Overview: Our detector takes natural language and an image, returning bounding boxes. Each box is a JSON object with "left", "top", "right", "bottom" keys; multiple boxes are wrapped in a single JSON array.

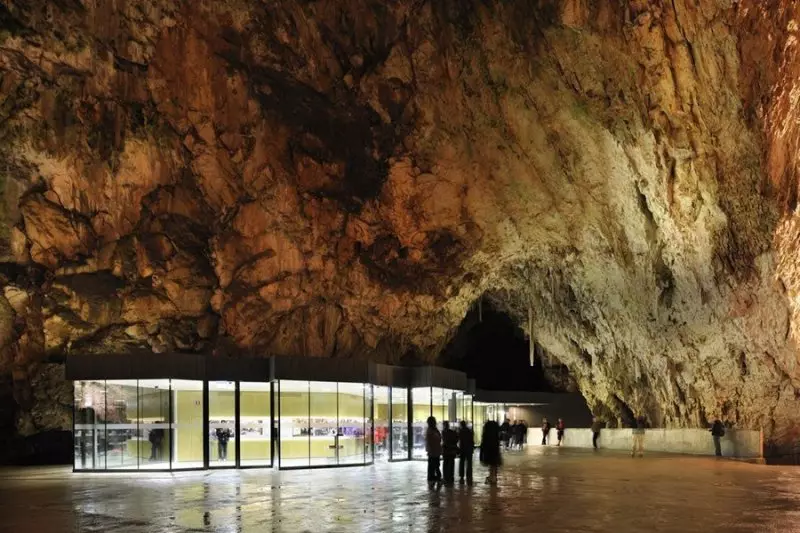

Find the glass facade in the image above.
[{"left": 72, "top": 366, "right": 484, "bottom": 471}]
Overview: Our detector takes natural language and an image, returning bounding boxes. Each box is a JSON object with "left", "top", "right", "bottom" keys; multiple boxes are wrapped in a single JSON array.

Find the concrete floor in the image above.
[{"left": 1, "top": 448, "right": 799, "bottom": 532}]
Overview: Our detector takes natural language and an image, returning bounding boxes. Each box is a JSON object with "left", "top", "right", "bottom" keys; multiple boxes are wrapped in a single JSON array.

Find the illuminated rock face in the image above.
[{"left": 0, "top": 1, "right": 798, "bottom": 448}]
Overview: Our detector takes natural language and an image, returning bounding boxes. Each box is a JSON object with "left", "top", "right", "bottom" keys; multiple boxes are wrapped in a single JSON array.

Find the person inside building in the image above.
[
  {"left": 632, "top": 415, "right": 647, "bottom": 457},
  {"left": 480, "top": 420, "right": 502, "bottom": 485},
  {"left": 215, "top": 427, "right": 232, "bottom": 461},
  {"left": 556, "top": 418, "right": 566, "bottom": 446},
  {"left": 541, "top": 417, "right": 551, "bottom": 445},
  {"left": 591, "top": 416, "right": 603, "bottom": 450},
  {"left": 149, "top": 423, "right": 164, "bottom": 461},
  {"left": 442, "top": 421, "right": 459, "bottom": 486},
  {"left": 710, "top": 419, "right": 725, "bottom": 457},
  {"left": 458, "top": 420, "right": 474, "bottom": 485},
  {"left": 425, "top": 416, "right": 442, "bottom": 486}
]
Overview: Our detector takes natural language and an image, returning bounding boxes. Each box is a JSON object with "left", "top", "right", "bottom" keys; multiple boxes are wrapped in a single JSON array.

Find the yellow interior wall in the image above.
[{"left": 175, "top": 390, "right": 203, "bottom": 464}]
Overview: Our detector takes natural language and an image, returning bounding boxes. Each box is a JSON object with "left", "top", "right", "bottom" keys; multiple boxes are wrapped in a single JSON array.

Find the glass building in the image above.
[{"left": 68, "top": 354, "right": 502, "bottom": 472}]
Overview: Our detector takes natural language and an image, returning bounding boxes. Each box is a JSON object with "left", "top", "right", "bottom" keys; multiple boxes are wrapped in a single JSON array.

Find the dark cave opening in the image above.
[{"left": 439, "top": 300, "right": 560, "bottom": 392}]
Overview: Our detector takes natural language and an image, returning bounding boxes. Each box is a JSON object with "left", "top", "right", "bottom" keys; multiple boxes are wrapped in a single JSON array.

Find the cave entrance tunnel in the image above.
[{"left": 439, "top": 300, "right": 579, "bottom": 395}]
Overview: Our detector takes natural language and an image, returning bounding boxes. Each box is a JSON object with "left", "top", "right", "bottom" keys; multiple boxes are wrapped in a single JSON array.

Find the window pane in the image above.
[
  {"left": 139, "top": 379, "right": 170, "bottom": 470},
  {"left": 390, "top": 387, "right": 408, "bottom": 460},
  {"left": 309, "top": 381, "right": 337, "bottom": 466},
  {"left": 105, "top": 380, "right": 139, "bottom": 470},
  {"left": 279, "top": 380, "right": 309, "bottom": 468},
  {"left": 74, "top": 380, "right": 105, "bottom": 470},
  {"left": 411, "top": 387, "right": 430, "bottom": 459},
  {"left": 240, "top": 382, "right": 271, "bottom": 467},
  {"left": 432, "top": 388, "right": 448, "bottom": 428},
  {"left": 172, "top": 379, "right": 204, "bottom": 469},
  {"left": 209, "top": 381, "right": 236, "bottom": 467},
  {"left": 338, "top": 382, "right": 366, "bottom": 465},
  {"left": 374, "top": 386, "right": 389, "bottom": 461}
]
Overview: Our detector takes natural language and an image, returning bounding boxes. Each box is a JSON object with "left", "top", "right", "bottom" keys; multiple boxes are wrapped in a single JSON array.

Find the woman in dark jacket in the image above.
[{"left": 479, "top": 420, "right": 502, "bottom": 485}]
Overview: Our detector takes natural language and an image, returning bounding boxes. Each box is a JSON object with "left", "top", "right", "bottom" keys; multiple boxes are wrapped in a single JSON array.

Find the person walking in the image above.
[
  {"left": 425, "top": 416, "right": 442, "bottom": 486},
  {"left": 541, "top": 417, "right": 551, "bottom": 445},
  {"left": 457, "top": 420, "right": 475, "bottom": 485},
  {"left": 631, "top": 415, "right": 646, "bottom": 457},
  {"left": 591, "top": 416, "right": 603, "bottom": 449},
  {"left": 480, "top": 420, "right": 502, "bottom": 485},
  {"left": 510, "top": 420, "right": 519, "bottom": 449},
  {"left": 556, "top": 418, "right": 566, "bottom": 446},
  {"left": 500, "top": 419, "right": 511, "bottom": 450},
  {"left": 442, "top": 421, "right": 459, "bottom": 486},
  {"left": 517, "top": 420, "right": 528, "bottom": 449},
  {"left": 710, "top": 419, "right": 725, "bottom": 457}
]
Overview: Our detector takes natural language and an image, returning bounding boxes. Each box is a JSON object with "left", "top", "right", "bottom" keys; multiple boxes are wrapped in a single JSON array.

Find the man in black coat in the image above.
[{"left": 457, "top": 421, "right": 475, "bottom": 485}]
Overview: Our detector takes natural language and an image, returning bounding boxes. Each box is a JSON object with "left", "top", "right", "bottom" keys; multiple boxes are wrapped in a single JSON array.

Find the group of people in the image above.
[
  {"left": 540, "top": 417, "right": 567, "bottom": 446},
  {"left": 499, "top": 419, "right": 528, "bottom": 449},
  {"left": 425, "top": 417, "right": 504, "bottom": 487}
]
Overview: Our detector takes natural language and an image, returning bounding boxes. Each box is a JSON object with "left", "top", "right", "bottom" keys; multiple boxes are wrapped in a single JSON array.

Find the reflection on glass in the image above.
[
  {"left": 390, "top": 387, "right": 409, "bottom": 460},
  {"left": 279, "top": 380, "right": 309, "bottom": 468},
  {"left": 411, "top": 387, "right": 430, "bottom": 459},
  {"left": 172, "top": 379, "right": 204, "bottom": 469},
  {"left": 310, "top": 381, "right": 337, "bottom": 466},
  {"left": 139, "top": 380, "right": 170, "bottom": 470},
  {"left": 209, "top": 381, "right": 236, "bottom": 467},
  {"left": 338, "top": 382, "right": 366, "bottom": 465},
  {"left": 240, "top": 382, "right": 271, "bottom": 467},
  {"left": 105, "top": 380, "right": 139, "bottom": 470},
  {"left": 74, "top": 380, "right": 105, "bottom": 470},
  {"left": 374, "top": 386, "right": 390, "bottom": 461}
]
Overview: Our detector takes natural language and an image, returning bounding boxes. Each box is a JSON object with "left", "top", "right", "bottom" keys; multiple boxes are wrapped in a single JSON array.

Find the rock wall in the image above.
[{"left": 0, "top": 0, "right": 798, "bottom": 451}]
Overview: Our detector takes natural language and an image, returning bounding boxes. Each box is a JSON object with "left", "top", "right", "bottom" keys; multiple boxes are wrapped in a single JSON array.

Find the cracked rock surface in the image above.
[{"left": 0, "top": 0, "right": 799, "bottom": 451}]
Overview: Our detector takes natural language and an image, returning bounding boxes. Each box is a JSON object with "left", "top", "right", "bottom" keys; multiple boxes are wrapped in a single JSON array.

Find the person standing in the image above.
[
  {"left": 710, "top": 419, "right": 725, "bottom": 457},
  {"left": 632, "top": 415, "right": 646, "bottom": 457},
  {"left": 442, "top": 421, "right": 459, "bottom": 486},
  {"left": 591, "top": 417, "right": 603, "bottom": 450},
  {"left": 458, "top": 421, "right": 474, "bottom": 485},
  {"left": 480, "top": 420, "right": 502, "bottom": 485},
  {"left": 215, "top": 427, "right": 231, "bottom": 461},
  {"left": 541, "top": 417, "right": 551, "bottom": 445},
  {"left": 149, "top": 424, "right": 164, "bottom": 461},
  {"left": 425, "top": 416, "right": 442, "bottom": 485},
  {"left": 556, "top": 418, "right": 566, "bottom": 446}
]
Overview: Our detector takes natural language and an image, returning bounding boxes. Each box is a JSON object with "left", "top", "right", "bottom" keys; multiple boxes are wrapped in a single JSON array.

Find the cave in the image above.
[{"left": 1, "top": 0, "right": 800, "bottom": 463}]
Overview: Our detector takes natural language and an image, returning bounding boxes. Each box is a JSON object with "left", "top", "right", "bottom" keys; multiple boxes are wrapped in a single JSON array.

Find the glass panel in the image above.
[
  {"left": 209, "top": 381, "right": 236, "bottom": 467},
  {"left": 411, "top": 387, "right": 430, "bottom": 459},
  {"left": 338, "top": 382, "right": 366, "bottom": 465},
  {"left": 240, "top": 382, "right": 271, "bottom": 467},
  {"left": 390, "top": 387, "right": 409, "bottom": 460},
  {"left": 431, "top": 388, "right": 448, "bottom": 429},
  {"left": 172, "top": 379, "right": 204, "bottom": 469},
  {"left": 373, "top": 386, "right": 390, "bottom": 461},
  {"left": 139, "top": 379, "right": 170, "bottom": 470},
  {"left": 279, "top": 380, "right": 309, "bottom": 468},
  {"left": 310, "top": 381, "right": 337, "bottom": 466},
  {"left": 363, "top": 384, "right": 373, "bottom": 463},
  {"left": 74, "top": 380, "right": 105, "bottom": 470},
  {"left": 105, "top": 380, "right": 139, "bottom": 470}
]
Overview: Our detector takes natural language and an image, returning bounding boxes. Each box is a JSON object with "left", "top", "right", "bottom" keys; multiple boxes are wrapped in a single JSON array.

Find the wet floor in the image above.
[{"left": 0, "top": 447, "right": 799, "bottom": 532}]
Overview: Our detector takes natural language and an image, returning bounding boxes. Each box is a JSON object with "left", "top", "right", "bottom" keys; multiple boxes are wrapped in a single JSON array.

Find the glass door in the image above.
[
  {"left": 390, "top": 387, "right": 409, "bottom": 461},
  {"left": 310, "top": 381, "right": 338, "bottom": 466},
  {"left": 374, "top": 386, "right": 390, "bottom": 461},
  {"left": 209, "top": 381, "right": 236, "bottom": 467},
  {"left": 279, "top": 380, "right": 310, "bottom": 468},
  {"left": 337, "top": 382, "right": 366, "bottom": 466}
]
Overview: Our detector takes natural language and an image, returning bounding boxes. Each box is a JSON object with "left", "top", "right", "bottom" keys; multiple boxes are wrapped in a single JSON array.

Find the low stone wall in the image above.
[{"left": 527, "top": 427, "right": 762, "bottom": 458}]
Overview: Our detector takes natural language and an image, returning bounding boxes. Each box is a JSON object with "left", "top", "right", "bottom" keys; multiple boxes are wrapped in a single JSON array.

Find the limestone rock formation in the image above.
[{"left": 0, "top": 0, "right": 799, "bottom": 451}]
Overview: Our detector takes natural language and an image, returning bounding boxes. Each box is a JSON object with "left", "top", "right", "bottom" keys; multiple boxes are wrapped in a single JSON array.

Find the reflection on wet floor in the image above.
[{"left": 1, "top": 447, "right": 800, "bottom": 532}]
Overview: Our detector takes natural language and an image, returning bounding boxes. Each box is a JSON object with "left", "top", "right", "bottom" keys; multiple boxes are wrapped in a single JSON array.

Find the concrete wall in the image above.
[{"left": 528, "top": 427, "right": 762, "bottom": 458}]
